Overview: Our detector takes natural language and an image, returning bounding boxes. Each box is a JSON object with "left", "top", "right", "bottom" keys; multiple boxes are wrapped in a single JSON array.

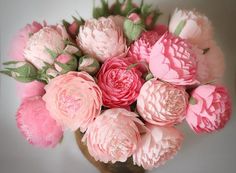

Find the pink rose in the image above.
[
  {"left": 16, "top": 81, "right": 46, "bottom": 100},
  {"left": 83, "top": 108, "right": 144, "bottom": 163},
  {"left": 133, "top": 124, "right": 183, "bottom": 170},
  {"left": 186, "top": 85, "right": 231, "bottom": 133},
  {"left": 196, "top": 41, "right": 225, "bottom": 84},
  {"left": 16, "top": 96, "right": 63, "bottom": 148},
  {"left": 9, "top": 21, "right": 43, "bottom": 61},
  {"left": 77, "top": 17, "right": 127, "bottom": 62},
  {"left": 43, "top": 72, "right": 102, "bottom": 132},
  {"left": 169, "top": 8, "right": 213, "bottom": 49},
  {"left": 97, "top": 57, "right": 143, "bottom": 108},
  {"left": 137, "top": 79, "right": 189, "bottom": 126},
  {"left": 24, "top": 25, "right": 69, "bottom": 69},
  {"left": 149, "top": 33, "right": 198, "bottom": 85}
]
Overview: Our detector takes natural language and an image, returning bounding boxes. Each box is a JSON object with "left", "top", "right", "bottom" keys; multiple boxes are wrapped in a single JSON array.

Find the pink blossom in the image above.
[
  {"left": 186, "top": 85, "right": 231, "bottom": 133},
  {"left": 97, "top": 57, "right": 143, "bottom": 108},
  {"left": 137, "top": 79, "right": 189, "bottom": 126},
  {"left": 43, "top": 72, "right": 102, "bottom": 132},
  {"left": 133, "top": 124, "right": 183, "bottom": 169},
  {"left": 128, "top": 13, "right": 141, "bottom": 24},
  {"left": 149, "top": 33, "right": 198, "bottom": 85},
  {"left": 83, "top": 108, "right": 144, "bottom": 163},
  {"left": 16, "top": 96, "right": 63, "bottom": 148}
]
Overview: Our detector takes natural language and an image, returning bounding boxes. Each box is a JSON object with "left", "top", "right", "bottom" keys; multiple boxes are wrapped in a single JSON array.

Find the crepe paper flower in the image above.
[
  {"left": 133, "top": 124, "right": 183, "bottom": 169},
  {"left": 97, "top": 57, "right": 143, "bottom": 108},
  {"left": 24, "top": 25, "right": 69, "bottom": 69},
  {"left": 0, "top": 61, "right": 38, "bottom": 83},
  {"left": 196, "top": 41, "right": 225, "bottom": 84},
  {"left": 137, "top": 79, "right": 189, "bottom": 126},
  {"left": 16, "top": 81, "right": 45, "bottom": 100},
  {"left": 186, "top": 85, "right": 231, "bottom": 133},
  {"left": 54, "top": 54, "right": 78, "bottom": 74},
  {"left": 78, "top": 55, "right": 100, "bottom": 75},
  {"left": 77, "top": 17, "right": 127, "bottom": 62},
  {"left": 83, "top": 108, "right": 144, "bottom": 163},
  {"left": 169, "top": 8, "right": 213, "bottom": 49},
  {"left": 149, "top": 32, "right": 198, "bottom": 85},
  {"left": 16, "top": 96, "right": 63, "bottom": 148},
  {"left": 9, "top": 21, "right": 43, "bottom": 61},
  {"left": 43, "top": 71, "right": 102, "bottom": 132}
]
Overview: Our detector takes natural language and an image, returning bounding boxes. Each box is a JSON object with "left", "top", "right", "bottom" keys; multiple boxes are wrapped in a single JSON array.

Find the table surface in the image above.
[{"left": 0, "top": 0, "right": 235, "bottom": 173}]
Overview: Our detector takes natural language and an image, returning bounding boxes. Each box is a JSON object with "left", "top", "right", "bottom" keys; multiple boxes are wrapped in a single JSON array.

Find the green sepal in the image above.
[
  {"left": 189, "top": 97, "right": 197, "bottom": 105},
  {"left": 174, "top": 20, "right": 186, "bottom": 36},
  {"left": 93, "top": 0, "right": 110, "bottom": 19},
  {"left": 55, "top": 56, "right": 78, "bottom": 74},
  {"left": 45, "top": 47, "right": 58, "bottom": 59},
  {"left": 124, "top": 19, "right": 144, "bottom": 43}
]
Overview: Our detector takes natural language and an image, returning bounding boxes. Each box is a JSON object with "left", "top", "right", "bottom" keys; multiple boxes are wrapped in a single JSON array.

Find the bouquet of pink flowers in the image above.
[{"left": 1, "top": 0, "right": 232, "bottom": 172}]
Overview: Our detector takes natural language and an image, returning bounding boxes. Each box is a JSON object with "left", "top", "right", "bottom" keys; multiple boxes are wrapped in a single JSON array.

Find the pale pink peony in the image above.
[
  {"left": 24, "top": 25, "right": 69, "bottom": 69},
  {"left": 137, "top": 79, "right": 189, "bottom": 126},
  {"left": 77, "top": 17, "right": 127, "bottom": 62},
  {"left": 186, "top": 85, "right": 231, "bottom": 133},
  {"left": 43, "top": 71, "right": 102, "bottom": 132},
  {"left": 9, "top": 21, "right": 43, "bottom": 61},
  {"left": 196, "top": 41, "right": 225, "bottom": 84},
  {"left": 169, "top": 8, "right": 213, "bottom": 49},
  {"left": 133, "top": 124, "right": 183, "bottom": 170},
  {"left": 128, "top": 31, "right": 161, "bottom": 63},
  {"left": 16, "top": 81, "right": 46, "bottom": 99},
  {"left": 83, "top": 108, "right": 144, "bottom": 163},
  {"left": 149, "top": 33, "right": 198, "bottom": 85},
  {"left": 108, "top": 15, "right": 125, "bottom": 31},
  {"left": 97, "top": 57, "right": 143, "bottom": 108},
  {"left": 16, "top": 96, "right": 63, "bottom": 148}
]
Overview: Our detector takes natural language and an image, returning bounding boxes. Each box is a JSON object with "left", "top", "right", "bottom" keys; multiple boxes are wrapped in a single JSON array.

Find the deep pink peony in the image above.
[
  {"left": 186, "top": 85, "right": 231, "bottom": 133},
  {"left": 16, "top": 81, "right": 46, "bottom": 99},
  {"left": 133, "top": 124, "right": 183, "bottom": 169},
  {"left": 149, "top": 33, "right": 198, "bottom": 85},
  {"left": 97, "top": 57, "right": 143, "bottom": 108},
  {"left": 16, "top": 96, "right": 63, "bottom": 148},
  {"left": 43, "top": 71, "right": 102, "bottom": 132},
  {"left": 9, "top": 21, "right": 43, "bottom": 61},
  {"left": 137, "top": 79, "right": 189, "bottom": 126},
  {"left": 83, "top": 108, "right": 144, "bottom": 163}
]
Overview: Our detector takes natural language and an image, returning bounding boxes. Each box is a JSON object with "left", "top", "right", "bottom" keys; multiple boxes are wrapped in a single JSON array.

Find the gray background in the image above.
[{"left": 0, "top": 0, "right": 235, "bottom": 173}]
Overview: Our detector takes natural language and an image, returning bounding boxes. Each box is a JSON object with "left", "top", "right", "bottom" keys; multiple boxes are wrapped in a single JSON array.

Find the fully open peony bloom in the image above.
[
  {"left": 186, "top": 85, "right": 231, "bottom": 133},
  {"left": 43, "top": 71, "right": 102, "bottom": 132},
  {"left": 133, "top": 124, "right": 183, "bottom": 170},
  {"left": 9, "top": 21, "right": 43, "bottom": 61},
  {"left": 149, "top": 33, "right": 198, "bottom": 85},
  {"left": 196, "top": 41, "right": 225, "bottom": 84},
  {"left": 17, "top": 81, "right": 46, "bottom": 99},
  {"left": 16, "top": 96, "right": 63, "bottom": 148},
  {"left": 137, "top": 79, "right": 189, "bottom": 126},
  {"left": 24, "top": 25, "right": 69, "bottom": 69},
  {"left": 97, "top": 57, "right": 143, "bottom": 108},
  {"left": 83, "top": 108, "right": 144, "bottom": 163},
  {"left": 77, "top": 17, "right": 127, "bottom": 62},
  {"left": 169, "top": 8, "right": 213, "bottom": 49}
]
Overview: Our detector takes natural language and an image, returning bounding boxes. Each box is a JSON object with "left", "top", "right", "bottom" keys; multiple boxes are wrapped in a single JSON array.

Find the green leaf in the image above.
[
  {"left": 126, "top": 63, "right": 138, "bottom": 70},
  {"left": 45, "top": 47, "right": 58, "bottom": 59},
  {"left": 145, "top": 73, "right": 154, "bottom": 81},
  {"left": 2, "top": 61, "right": 19, "bottom": 65},
  {"left": 189, "top": 97, "right": 197, "bottom": 105},
  {"left": 124, "top": 19, "right": 144, "bottom": 43},
  {"left": 93, "top": 0, "right": 110, "bottom": 18},
  {"left": 174, "top": 20, "right": 186, "bottom": 36}
]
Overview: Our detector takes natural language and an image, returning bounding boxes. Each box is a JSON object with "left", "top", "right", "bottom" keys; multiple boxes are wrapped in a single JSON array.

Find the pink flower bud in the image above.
[
  {"left": 128, "top": 13, "right": 141, "bottom": 24},
  {"left": 68, "top": 21, "right": 79, "bottom": 37}
]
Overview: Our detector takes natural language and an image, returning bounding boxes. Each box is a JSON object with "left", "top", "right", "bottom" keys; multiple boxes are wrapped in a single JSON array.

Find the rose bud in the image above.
[
  {"left": 128, "top": 13, "right": 142, "bottom": 24},
  {"left": 78, "top": 55, "right": 100, "bottom": 75},
  {"left": 68, "top": 21, "right": 80, "bottom": 37},
  {"left": 0, "top": 61, "right": 37, "bottom": 82},
  {"left": 55, "top": 54, "right": 78, "bottom": 74},
  {"left": 186, "top": 85, "right": 232, "bottom": 133}
]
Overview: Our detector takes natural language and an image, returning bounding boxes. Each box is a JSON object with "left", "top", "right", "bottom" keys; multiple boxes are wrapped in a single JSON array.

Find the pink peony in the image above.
[
  {"left": 9, "top": 21, "right": 43, "bottom": 61},
  {"left": 97, "top": 57, "right": 143, "bottom": 108},
  {"left": 16, "top": 81, "right": 46, "bottom": 99},
  {"left": 83, "top": 108, "right": 144, "bottom": 163},
  {"left": 149, "top": 33, "right": 198, "bottom": 85},
  {"left": 24, "top": 25, "right": 69, "bottom": 69},
  {"left": 153, "top": 24, "right": 168, "bottom": 35},
  {"left": 77, "top": 17, "right": 127, "bottom": 62},
  {"left": 186, "top": 85, "right": 231, "bottom": 133},
  {"left": 133, "top": 124, "right": 183, "bottom": 170},
  {"left": 169, "top": 9, "right": 213, "bottom": 49},
  {"left": 137, "top": 79, "right": 189, "bottom": 126},
  {"left": 196, "top": 41, "right": 225, "bottom": 84},
  {"left": 16, "top": 96, "right": 63, "bottom": 148},
  {"left": 43, "top": 71, "right": 102, "bottom": 132},
  {"left": 128, "top": 31, "right": 161, "bottom": 63}
]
